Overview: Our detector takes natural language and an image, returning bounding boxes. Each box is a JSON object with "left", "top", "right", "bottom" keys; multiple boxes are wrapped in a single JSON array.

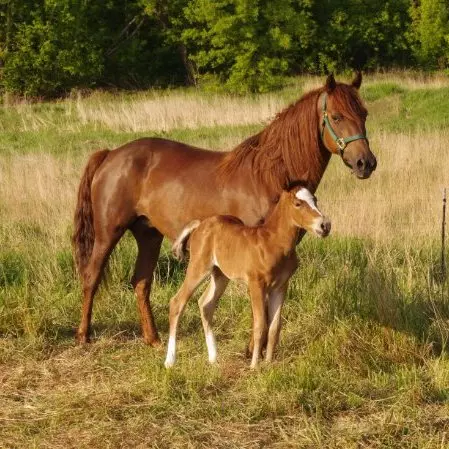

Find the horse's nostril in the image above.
[{"left": 356, "top": 159, "right": 364, "bottom": 169}]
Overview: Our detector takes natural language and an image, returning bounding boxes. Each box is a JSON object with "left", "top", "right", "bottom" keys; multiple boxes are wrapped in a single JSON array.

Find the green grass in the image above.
[
  {"left": 1, "top": 75, "right": 449, "bottom": 447},
  {"left": 2, "top": 224, "right": 449, "bottom": 447}
]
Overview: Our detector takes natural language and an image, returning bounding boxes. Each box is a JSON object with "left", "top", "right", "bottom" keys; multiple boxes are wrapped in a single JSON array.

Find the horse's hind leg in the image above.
[
  {"left": 130, "top": 221, "right": 163, "bottom": 347},
  {"left": 77, "top": 229, "right": 124, "bottom": 343}
]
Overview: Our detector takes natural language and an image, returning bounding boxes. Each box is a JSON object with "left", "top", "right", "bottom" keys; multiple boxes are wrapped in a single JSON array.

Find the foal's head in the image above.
[{"left": 285, "top": 186, "right": 330, "bottom": 237}]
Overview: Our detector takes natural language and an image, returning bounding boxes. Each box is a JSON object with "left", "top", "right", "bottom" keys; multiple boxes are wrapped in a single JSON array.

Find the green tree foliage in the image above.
[
  {"left": 0, "top": 0, "right": 448, "bottom": 96},
  {"left": 408, "top": 0, "right": 449, "bottom": 69},
  {"left": 309, "top": 0, "right": 411, "bottom": 72},
  {"left": 0, "top": 0, "right": 186, "bottom": 96},
  {"left": 182, "top": 0, "right": 315, "bottom": 92},
  {"left": 139, "top": 0, "right": 196, "bottom": 85},
  {"left": 3, "top": 1, "right": 104, "bottom": 96}
]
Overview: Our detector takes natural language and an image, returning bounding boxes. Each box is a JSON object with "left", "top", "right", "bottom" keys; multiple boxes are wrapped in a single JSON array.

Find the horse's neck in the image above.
[
  {"left": 232, "top": 138, "right": 331, "bottom": 197},
  {"left": 263, "top": 200, "right": 298, "bottom": 254}
]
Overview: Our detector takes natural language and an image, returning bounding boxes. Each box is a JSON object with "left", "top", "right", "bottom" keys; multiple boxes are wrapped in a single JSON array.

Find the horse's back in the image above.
[{"left": 88, "top": 137, "right": 231, "bottom": 238}]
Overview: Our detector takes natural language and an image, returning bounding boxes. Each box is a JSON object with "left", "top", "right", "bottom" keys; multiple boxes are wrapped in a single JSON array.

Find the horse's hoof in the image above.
[
  {"left": 144, "top": 337, "right": 162, "bottom": 348},
  {"left": 75, "top": 333, "right": 90, "bottom": 345}
]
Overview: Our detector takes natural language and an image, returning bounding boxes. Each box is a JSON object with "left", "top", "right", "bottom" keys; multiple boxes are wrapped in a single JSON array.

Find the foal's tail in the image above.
[
  {"left": 72, "top": 149, "right": 110, "bottom": 274},
  {"left": 172, "top": 220, "right": 201, "bottom": 261}
]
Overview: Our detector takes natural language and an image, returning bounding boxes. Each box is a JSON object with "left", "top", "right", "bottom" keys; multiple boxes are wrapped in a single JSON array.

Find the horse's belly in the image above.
[{"left": 138, "top": 181, "right": 268, "bottom": 241}]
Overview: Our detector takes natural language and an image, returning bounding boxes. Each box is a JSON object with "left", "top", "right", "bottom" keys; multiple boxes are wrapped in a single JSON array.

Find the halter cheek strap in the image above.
[{"left": 321, "top": 93, "right": 367, "bottom": 156}]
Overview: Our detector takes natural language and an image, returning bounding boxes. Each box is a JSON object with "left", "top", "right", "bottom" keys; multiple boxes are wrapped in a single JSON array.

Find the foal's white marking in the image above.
[
  {"left": 165, "top": 336, "right": 176, "bottom": 368},
  {"left": 201, "top": 275, "right": 219, "bottom": 363},
  {"left": 206, "top": 330, "right": 217, "bottom": 364},
  {"left": 295, "top": 188, "right": 321, "bottom": 214}
]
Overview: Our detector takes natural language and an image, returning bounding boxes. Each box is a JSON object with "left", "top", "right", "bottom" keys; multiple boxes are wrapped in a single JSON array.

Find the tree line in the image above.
[{"left": 0, "top": 0, "right": 448, "bottom": 97}]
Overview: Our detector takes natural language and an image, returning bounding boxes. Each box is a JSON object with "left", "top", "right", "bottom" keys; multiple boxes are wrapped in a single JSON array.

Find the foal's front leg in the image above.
[{"left": 248, "top": 279, "right": 267, "bottom": 369}]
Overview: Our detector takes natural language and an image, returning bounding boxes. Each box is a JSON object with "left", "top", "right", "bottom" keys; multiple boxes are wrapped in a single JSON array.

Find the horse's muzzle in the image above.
[{"left": 351, "top": 154, "right": 377, "bottom": 179}]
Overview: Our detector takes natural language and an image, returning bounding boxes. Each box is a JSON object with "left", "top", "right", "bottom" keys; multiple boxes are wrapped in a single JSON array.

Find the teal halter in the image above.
[{"left": 321, "top": 93, "right": 367, "bottom": 156}]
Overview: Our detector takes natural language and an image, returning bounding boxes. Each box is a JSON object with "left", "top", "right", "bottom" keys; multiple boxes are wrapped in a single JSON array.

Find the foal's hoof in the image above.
[{"left": 164, "top": 360, "right": 174, "bottom": 369}]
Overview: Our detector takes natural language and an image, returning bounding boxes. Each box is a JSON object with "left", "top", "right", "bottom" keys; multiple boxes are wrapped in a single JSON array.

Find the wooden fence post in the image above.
[{"left": 442, "top": 188, "right": 447, "bottom": 279}]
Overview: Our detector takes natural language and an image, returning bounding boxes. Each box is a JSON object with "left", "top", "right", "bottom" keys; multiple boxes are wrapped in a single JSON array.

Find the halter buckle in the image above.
[{"left": 336, "top": 137, "right": 346, "bottom": 152}]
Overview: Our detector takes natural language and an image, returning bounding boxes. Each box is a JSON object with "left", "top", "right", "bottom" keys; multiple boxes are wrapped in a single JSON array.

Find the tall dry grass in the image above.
[
  {"left": 319, "top": 130, "right": 448, "bottom": 243},
  {"left": 76, "top": 92, "right": 287, "bottom": 132},
  {"left": 0, "top": 132, "right": 445, "bottom": 245},
  {"left": 0, "top": 154, "right": 79, "bottom": 235},
  {"left": 5, "top": 71, "right": 449, "bottom": 134}
]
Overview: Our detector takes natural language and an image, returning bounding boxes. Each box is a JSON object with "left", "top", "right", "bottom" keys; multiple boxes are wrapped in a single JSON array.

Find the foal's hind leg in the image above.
[
  {"left": 130, "top": 222, "right": 163, "bottom": 347},
  {"left": 165, "top": 258, "right": 210, "bottom": 368},
  {"left": 77, "top": 229, "right": 124, "bottom": 343},
  {"left": 198, "top": 267, "right": 229, "bottom": 364}
]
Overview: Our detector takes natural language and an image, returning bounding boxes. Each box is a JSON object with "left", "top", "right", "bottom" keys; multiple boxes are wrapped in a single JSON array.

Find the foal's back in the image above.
[{"left": 188, "top": 211, "right": 292, "bottom": 284}]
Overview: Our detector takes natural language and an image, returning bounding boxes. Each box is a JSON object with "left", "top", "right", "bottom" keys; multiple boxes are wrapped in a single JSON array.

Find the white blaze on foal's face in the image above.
[{"left": 294, "top": 187, "right": 330, "bottom": 237}]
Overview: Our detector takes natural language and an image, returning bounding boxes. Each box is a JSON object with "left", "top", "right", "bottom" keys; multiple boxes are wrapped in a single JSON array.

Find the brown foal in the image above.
[{"left": 164, "top": 185, "right": 330, "bottom": 368}]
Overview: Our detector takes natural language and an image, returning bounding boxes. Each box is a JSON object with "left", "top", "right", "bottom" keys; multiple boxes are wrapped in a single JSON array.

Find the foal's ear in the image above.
[
  {"left": 352, "top": 71, "right": 362, "bottom": 89},
  {"left": 325, "top": 73, "right": 337, "bottom": 92}
]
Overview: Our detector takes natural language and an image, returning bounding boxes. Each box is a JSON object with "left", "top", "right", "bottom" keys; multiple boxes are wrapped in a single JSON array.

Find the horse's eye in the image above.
[{"left": 332, "top": 114, "right": 342, "bottom": 122}]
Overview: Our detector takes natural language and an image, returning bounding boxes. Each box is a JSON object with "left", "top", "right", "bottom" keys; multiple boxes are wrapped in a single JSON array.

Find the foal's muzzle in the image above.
[{"left": 314, "top": 217, "right": 331, "bottom": 237}]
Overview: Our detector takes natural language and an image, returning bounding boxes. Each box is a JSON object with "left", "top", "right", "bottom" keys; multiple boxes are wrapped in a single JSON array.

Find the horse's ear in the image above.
[
  {"left": 352, "top": 71, "right": 362, "bottom": 89},
  {"left": 325, "top": 73, "right": 336, "bottom": 92}
]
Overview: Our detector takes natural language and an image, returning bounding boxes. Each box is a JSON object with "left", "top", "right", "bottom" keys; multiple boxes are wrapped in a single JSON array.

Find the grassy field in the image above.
[{"left": 1, "top": 72, "right": 449, "bottom": 448}]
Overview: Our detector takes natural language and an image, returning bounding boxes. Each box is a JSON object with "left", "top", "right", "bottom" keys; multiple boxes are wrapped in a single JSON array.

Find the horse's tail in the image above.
[
  {"left": 172, "top": 220, "right": 201, "bottom": 261},
  {"left": 72, "top": 149, "right": 110, "bottom": 274}
]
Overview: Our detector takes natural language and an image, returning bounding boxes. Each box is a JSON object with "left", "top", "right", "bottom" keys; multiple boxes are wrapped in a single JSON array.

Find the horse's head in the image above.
[
  {"left": 319, "top": 73, "right": 377, "bottom": 179},
  {"left": 286, "top": 185, "right": 331, "bottom": 237}
]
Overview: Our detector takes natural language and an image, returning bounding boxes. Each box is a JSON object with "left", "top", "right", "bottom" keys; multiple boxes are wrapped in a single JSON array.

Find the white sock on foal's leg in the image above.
[
  {"left": 205, "top": 330, "right": 217, "bottom": 364},
  {"left": 165, "top": 335, "right": 176, "bottom": 368}
]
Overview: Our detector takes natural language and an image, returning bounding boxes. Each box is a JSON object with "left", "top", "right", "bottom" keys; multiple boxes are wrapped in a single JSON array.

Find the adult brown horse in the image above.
[{"left": 72, "top": 73, "right": 376, "bottom": 346}]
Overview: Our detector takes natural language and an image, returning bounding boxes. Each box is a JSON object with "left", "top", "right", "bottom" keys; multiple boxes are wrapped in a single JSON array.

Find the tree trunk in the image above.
[{"left": 179, "top": 43, "right": 196, "bottom": 86}]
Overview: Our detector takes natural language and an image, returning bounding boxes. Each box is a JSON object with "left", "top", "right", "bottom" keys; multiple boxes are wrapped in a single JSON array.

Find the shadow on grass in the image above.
[
  {"left": 41, "top": 321, "right": 145, "bottom": 344},
  {"left": 322, "top": 248, "right": 449, "bottom": 355}
]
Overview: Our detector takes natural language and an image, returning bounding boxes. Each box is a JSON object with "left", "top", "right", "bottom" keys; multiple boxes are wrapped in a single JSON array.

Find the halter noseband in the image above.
[{"left": 321, "top": 93, "right": 367, "bottom": 156}]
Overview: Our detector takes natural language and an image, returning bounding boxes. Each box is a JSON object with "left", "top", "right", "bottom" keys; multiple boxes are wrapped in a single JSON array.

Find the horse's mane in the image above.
[{"left": 218, "top": 83, "right": 366, "bottom": 192}]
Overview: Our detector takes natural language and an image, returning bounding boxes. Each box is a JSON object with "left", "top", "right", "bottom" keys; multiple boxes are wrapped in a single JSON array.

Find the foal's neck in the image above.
[{"left": 263, "top": 199, "right": 299, "bottom": 255}]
